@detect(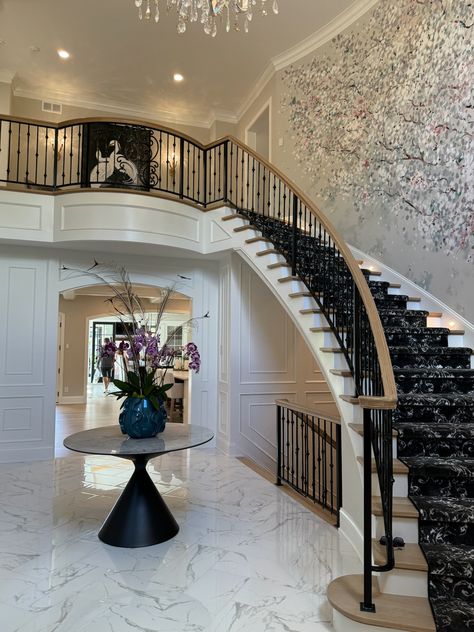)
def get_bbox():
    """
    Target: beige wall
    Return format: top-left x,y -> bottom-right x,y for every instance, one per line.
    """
209,119 -> 238,142
59,295 -> 191,399
0,82 -> 12,114
11,95 -> 211,144
235,2 -> 473,321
